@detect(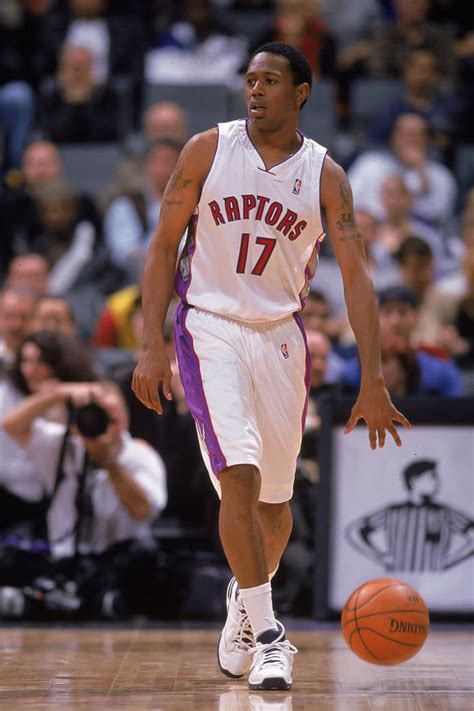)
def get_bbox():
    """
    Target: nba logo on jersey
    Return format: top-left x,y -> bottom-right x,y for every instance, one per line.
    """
292,178 -> 302,195
281,343 -> 289,359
